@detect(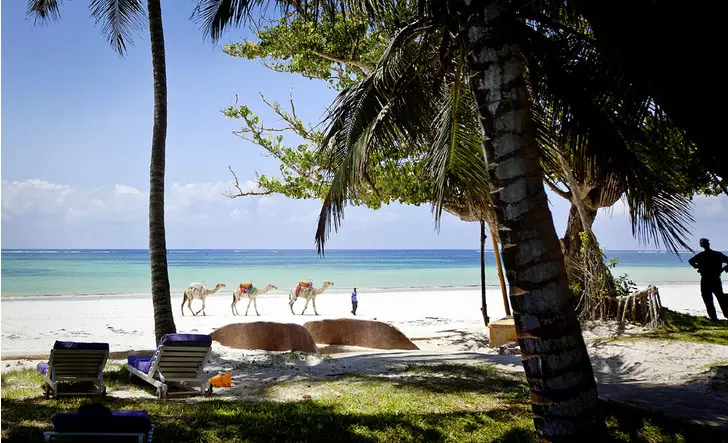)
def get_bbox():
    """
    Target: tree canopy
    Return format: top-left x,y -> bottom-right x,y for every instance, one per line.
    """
222,10 -> 717,247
